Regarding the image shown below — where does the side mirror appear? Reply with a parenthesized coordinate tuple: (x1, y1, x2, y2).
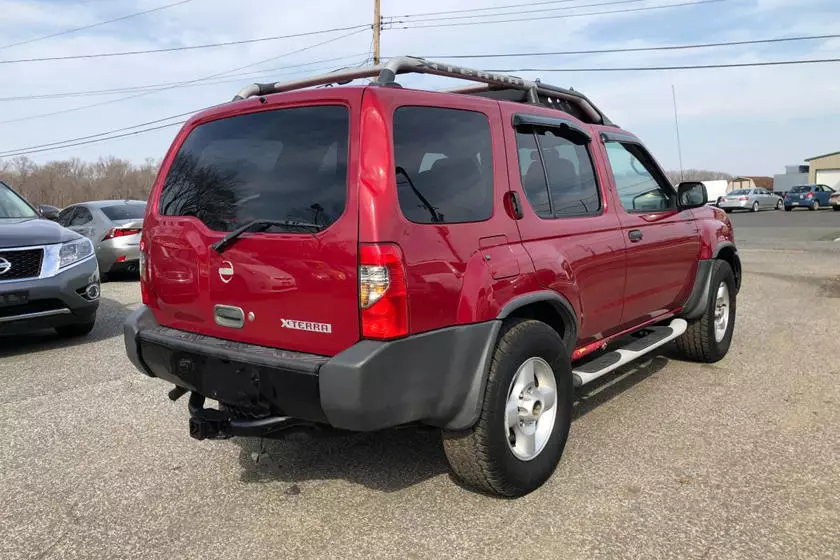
(677, 182, 707, 210)
(38, 204, 60, 221)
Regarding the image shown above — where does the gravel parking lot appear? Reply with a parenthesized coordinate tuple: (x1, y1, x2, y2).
(2, 211, 839, 559)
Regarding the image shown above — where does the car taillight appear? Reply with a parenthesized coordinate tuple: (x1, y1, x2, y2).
(359, 243, 408, 339)
(738, 196, 748, 201)
(139, 238, 151, 304)
(806, 192, 814, 198)
(103, 227, 141, 240)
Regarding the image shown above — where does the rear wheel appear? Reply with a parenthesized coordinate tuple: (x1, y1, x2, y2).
(56, 319, 95, 338)
(751, 201, 759, 212)
(833, 206, 840, 212)
(785, 206, 793, 212)
(676, 260, 736, 363)
(442, 319, 572, 497)
(810, 200, 820, 211)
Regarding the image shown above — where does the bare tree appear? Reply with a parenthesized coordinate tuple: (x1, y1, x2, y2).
(665, 169, 733, 185)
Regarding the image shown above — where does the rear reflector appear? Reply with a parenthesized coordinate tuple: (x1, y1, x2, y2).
(103, 228, 141, 240)
(359, 243, 408, 339)
(139, 238, 151, 304)
(116, 256, 126, 263)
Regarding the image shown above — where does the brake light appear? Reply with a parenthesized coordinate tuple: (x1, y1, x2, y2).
(139, 238, 151, 304)
(103, 227, 141, 240)
(806, 192, 814, 198)
(359, 243, 408, 339)
(738, 196, 748, 201)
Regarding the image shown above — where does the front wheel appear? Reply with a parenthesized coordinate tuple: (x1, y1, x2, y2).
(443, 319, 572, 497)
(776, 200, 783, 210)
(676, 260, 736, 363)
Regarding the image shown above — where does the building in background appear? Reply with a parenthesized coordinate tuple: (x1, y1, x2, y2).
(727, 176, 774, 192)
(773, 164, 809, 193)
(805, 151, 840, 190)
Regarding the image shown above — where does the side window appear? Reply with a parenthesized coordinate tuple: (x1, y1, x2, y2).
(393, 106, 493, 224)
(514, 126, 601, 218)
(70, 207, 93, 226)
(57, 207, 76, 226)
(604, 142, 674, 212)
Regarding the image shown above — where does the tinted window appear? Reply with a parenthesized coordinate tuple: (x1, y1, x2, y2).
(790, 185, 811, 193)
(102, 203, 146, 221)
(604, 142, 673, 211)
(57, 207, 76, 226)
(0, 182, 37, 219)
(393, 107, 493, 224)
(70, 207, 93, 226)
(159, 106, 349, 231)
(515, 127, 600, 218)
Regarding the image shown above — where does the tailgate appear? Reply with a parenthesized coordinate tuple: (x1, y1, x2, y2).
(145, 98, 360, 356)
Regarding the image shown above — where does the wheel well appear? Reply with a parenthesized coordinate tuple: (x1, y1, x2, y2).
(716, 246, 741, 291)
(504, 301, 574, 352)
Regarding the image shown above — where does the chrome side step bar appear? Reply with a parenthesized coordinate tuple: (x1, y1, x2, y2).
(572, 318, 688, 387)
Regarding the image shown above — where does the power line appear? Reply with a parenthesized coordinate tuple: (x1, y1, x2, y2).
(0, 0, 196, 51)
(488, 57, 840, 72)
(0, 23, 371, 64)
(0, 54, 368, 102)
(390, 0, 647, 23)
(420, 33, 840, 59)
(389, 0, 726, 29)
(0, 29, 367, 125)
(388, 0, 593, 18)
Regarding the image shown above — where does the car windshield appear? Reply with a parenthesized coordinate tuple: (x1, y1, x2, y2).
(790, 185, 812, 193)
(729, 189, 751, 195)
(0, 181, 38, 219)
(102, 203, 146, 221)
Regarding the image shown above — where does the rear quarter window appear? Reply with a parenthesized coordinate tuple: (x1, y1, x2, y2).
(393, 106, 493, 224)
(159, 105, 349, 231)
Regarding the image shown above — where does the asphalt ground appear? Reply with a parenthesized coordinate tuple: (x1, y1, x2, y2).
(1, 210, 838, 559)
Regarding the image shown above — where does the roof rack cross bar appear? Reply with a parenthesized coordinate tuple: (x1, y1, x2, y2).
(230, 56, 611, 125)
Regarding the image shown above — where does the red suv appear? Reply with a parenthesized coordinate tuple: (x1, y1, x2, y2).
(125, 57, 741, 497)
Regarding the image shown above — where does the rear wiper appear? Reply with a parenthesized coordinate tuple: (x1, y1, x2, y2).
(396, 166, 443, 223)
(211, 219, 323, 253)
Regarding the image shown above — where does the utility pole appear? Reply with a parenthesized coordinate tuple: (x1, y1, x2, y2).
(373, 0, 381, 65)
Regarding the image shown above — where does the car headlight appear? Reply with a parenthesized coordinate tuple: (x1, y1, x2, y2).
(59, 237, 94, 269)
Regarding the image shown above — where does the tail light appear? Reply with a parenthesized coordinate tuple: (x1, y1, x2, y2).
(738, 196, 748, 201)
(359, 243, 408, 339)
(806, 192, 814, 198)
(139, 237, 151, 304)
(103, 227, 141, 240)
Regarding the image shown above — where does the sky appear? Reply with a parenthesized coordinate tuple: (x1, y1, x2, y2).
(0, 0, 838, 175)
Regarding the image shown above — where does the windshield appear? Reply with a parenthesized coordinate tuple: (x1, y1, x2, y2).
(159, 105, 349, 232)
(790, 185, 812, 193)
(102, 203, 146, 221)
(729, 189, 751, 196)
(0, 181, 38, 219)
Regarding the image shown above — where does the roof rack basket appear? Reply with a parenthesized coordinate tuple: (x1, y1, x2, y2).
(232, 56, 612, 125)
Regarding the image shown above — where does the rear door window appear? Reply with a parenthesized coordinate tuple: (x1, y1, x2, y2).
(393, 106, 493, 224)
(159, 105, 349, 231)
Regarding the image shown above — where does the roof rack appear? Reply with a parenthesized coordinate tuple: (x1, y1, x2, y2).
(231, 56, 612, 125)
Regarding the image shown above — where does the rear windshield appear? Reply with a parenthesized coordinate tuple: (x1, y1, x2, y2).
(159, 105, 349, 231)
(102, 203, 146, 221)
(790, 185, 812, 193)
(729, 189, 751, 195)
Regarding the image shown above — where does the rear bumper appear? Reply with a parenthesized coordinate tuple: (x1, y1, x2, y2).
(0, 257, 99, 334)
(97, 242, 140, 273)
(718, 200, 749, 209)
(124, 306, 498, 433)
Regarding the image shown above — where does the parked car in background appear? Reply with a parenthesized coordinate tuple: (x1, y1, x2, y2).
(57, 200, 146, 279)
(718, 188, 782, 212)
(0, 181, 99, 337)
(830, 191, 840, 211)
(784, 184, 836, 211)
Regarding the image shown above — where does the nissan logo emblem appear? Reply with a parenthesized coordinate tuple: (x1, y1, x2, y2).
(0, 257, 11, 276)
(218, 260, 234, 283)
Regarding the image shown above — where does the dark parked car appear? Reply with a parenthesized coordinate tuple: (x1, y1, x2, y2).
(124, 57, 739, 497)
(0, 181, 99, 337)
(57, 200, 145, 278)
(784, 184, 836, 211)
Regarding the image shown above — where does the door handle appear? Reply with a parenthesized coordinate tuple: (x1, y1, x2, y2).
(628, 229, 643, 242)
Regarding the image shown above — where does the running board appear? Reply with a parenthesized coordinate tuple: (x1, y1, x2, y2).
(572, 318, 687, 387)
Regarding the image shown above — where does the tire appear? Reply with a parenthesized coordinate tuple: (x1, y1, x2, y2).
(833, 206, 840, 212)
(55, 320, 96, 338)
(810, 200, 819, 211)
(723, 208, 731, 214)
(442, 319, 573, 497)
(776, 200, 783, 210)
(751, 201, 759, 212)
(785, 207, 792, 212)
(676, 260, 736, 363)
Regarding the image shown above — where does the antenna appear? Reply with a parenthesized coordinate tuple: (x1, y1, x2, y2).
(672, 84, 684, 181)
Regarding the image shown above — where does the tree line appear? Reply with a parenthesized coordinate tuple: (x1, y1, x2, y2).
(1, 155, 734, 209)
(1, 156, 160, 208)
